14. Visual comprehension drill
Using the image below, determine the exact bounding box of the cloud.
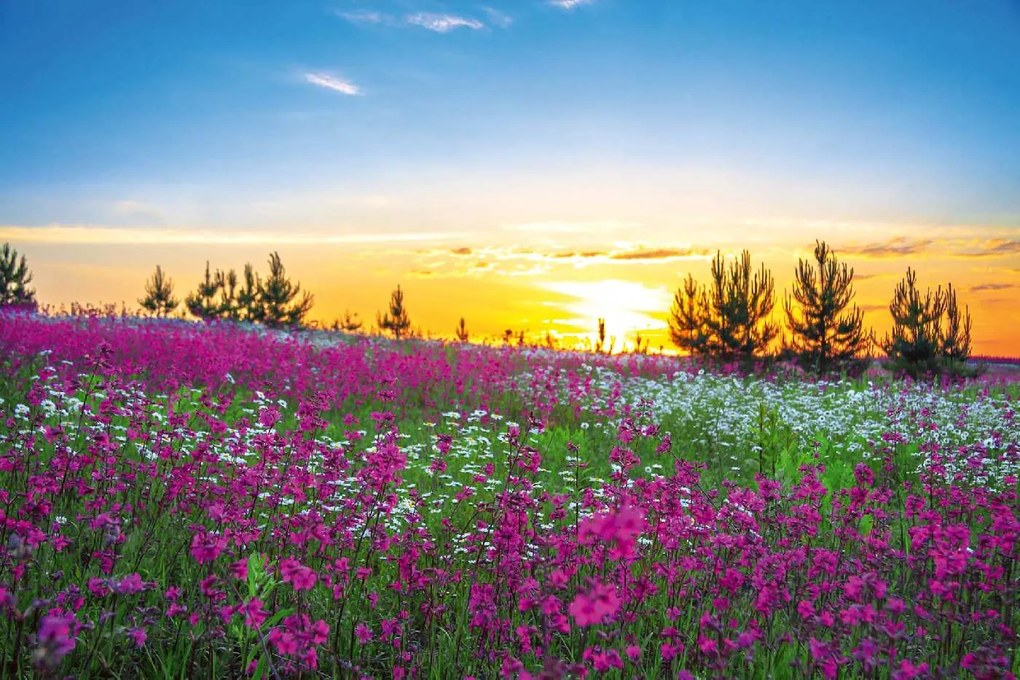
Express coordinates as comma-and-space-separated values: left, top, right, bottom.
982, 239, 1020, 255
842, 237, 932, 259
336, 10, 389, 25
971, 282, 1016, 292
406, 12, 484, 32
0, 225, 464, 246
450, 247, 473, 255
482, 7, 513, 27
610, 247, 710, 261
303, 72, 361, 96
550, 0, 596, 8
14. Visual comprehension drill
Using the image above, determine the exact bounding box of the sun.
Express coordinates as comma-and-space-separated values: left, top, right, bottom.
539, 279, 671, 349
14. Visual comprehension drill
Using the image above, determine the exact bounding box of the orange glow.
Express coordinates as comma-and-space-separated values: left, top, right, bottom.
4, 227, 1019, 358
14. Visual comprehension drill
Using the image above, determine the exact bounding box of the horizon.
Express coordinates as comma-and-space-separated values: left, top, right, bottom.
2, 1, 1018, 354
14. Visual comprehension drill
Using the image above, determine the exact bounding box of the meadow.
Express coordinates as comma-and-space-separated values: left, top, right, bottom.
0, 311, 1017, 678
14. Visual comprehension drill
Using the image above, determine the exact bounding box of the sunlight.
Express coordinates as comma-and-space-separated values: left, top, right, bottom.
540, 279, 670, 349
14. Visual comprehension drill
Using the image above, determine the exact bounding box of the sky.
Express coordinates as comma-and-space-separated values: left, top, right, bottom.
1, 0, 1019, 354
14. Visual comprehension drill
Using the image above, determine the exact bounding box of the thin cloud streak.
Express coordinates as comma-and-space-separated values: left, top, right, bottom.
550, 0, 597, 8
336, 10, 389, 25
971, 282, 1016, 292
303, 72, 361, 96
842, 237, 932, 259
406, 13, 484, 32
0, 225, 462, 246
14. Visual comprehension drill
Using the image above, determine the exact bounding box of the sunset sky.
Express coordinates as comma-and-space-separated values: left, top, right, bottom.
2, 1, 1018, 354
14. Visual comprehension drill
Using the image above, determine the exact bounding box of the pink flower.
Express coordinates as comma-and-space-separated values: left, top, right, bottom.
569, 581, 620, 627
113, 573, 145, 595
240, 598, 267, 629
127, 627, 147, 648
34, 614, 77, 668
280, 557, 317, 591
189, 532, 225, 565
355, 623, 373, 644
578, 505, 647, 561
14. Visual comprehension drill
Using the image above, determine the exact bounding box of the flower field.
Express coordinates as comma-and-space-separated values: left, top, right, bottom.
1, 312, 1018, 678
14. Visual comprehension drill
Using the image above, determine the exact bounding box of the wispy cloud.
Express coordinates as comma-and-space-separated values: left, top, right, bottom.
982, 239, 1020, 255
482, 7, 513, 27
610, 247, 710, 261
303, 72, 361, 96
550, 0, 596, 8
842, 237, 932, 259
406, 12, 484, 32
336, 10, 389, 25
0, 225, 463, 246
971, 282, 1016, 292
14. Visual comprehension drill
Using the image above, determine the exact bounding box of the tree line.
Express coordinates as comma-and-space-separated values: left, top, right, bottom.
668, 241, 972, 376
0, 240, 975, 376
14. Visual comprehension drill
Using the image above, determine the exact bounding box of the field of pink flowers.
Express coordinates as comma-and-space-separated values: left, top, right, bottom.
1, 312, 1018, 678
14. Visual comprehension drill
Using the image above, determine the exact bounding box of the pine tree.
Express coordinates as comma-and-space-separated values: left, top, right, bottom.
940, 283, 972, 362
455, 317, 469, 342
669, 250, 777, 360
378, 285, 411, 340
883, 268, 946, 375
185, 261, 222, 321
785, 240, 870, 373
237, 263, 263, 323
216, 269, 241, 320
335, 309, 363, 332
0, 243, 36, 308
258, 252, 313, 328
669, 274, 711, 356
138, 265, 179, 317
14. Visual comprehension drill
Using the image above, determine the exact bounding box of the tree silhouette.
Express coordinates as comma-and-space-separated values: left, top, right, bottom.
335, 309, 363, 332
237, 263, 262, 323
185, 262, 222, 321
0, 243, 36, 308
882, 267, 972, 376
216, 268, 241, 320
378, 285, 411, 340
258, 252, 313, 328
669, 250, 777, 360
940, 283, 972, 361
455, 317, 469, 342
138, 265, 179, 317
784, 240, 870, 373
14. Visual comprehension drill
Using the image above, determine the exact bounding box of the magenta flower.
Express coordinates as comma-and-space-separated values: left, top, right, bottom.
33, 614, 77, 669
569, 581, 620, 627
280, 557, 317, 591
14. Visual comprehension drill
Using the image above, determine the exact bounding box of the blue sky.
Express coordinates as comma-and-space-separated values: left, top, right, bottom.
2, 0, 1019, 351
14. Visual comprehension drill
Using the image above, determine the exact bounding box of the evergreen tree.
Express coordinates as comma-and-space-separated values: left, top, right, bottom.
335, 309, 363, 332
378, 285, 411, 340
669, 250, 777, 359
455, 317, 469, 342
216, 268, 241, 320
138, 265, 179, 317
785, 240, 870, 373
258, 252, 313, 328
185, 261, 222, 321
0, 243, 36, 308
940, 283, 972, 362
237, 263, 263, 323
882, 268, 947, 375
668, 274, 711, 355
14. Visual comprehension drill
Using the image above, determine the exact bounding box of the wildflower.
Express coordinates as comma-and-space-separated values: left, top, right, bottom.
113, 573, 145, 595
127, 627, 147, 648
569, 581, 620, 627
33, 614, 77, 669
280, 557, 317, 591
240, 598, 268, 629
